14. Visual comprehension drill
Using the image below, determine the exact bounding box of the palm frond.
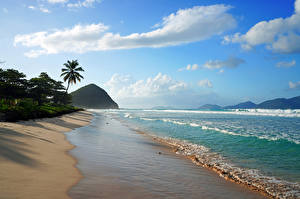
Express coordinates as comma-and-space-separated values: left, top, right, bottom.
60, 71, 69, 77
61, 60, 84, 91
76, 76, 82, 82
63, 63, 71, 69
74, 67, 84, 72
74, 72, 84, 78
63, 73, 71, 82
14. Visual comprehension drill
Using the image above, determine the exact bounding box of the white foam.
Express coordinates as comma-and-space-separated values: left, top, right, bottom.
115, 113, 300, 198
201, 125, 244, 137
144, 109, 300, 118
151, 136, 300, 199
140, 117, 156, 121
124, 113, 134, 118
135, 117, 300, 144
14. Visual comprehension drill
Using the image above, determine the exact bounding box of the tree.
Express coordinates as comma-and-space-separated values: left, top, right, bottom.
28, 73, 54, 105
52, 80, 71, 104
0, 68, 27, 100
60, 60, 84, 93
28, 72, 71, 105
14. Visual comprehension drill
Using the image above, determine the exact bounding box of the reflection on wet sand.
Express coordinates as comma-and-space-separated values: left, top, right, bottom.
68, 113, 266, 199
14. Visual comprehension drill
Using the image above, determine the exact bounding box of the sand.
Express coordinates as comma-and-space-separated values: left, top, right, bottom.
0, 111, 93, 199
68, 113, 266, 199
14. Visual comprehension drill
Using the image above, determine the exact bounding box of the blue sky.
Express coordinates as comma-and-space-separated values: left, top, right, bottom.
1, 0, 300, 108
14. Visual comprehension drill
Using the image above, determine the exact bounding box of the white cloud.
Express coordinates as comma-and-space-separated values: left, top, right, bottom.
198, 79, 213, 88
178, 64, 199, 71
28, 5, 51, 13
104, 73, 187, 99
103, 73, 229, 108
224, 0, 300, 54
28, 5, 36, 10
203, 57, 245, 70
48, 0, 68, 3
67, 0, 100, 8
40, 7, 51, 13
14, 23, 109, 57
289, 81, 300, 89
276, 60, 296, 68
15, 4, 236, 57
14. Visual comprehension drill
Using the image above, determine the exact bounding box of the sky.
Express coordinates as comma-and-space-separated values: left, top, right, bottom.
1, 0, 300, 108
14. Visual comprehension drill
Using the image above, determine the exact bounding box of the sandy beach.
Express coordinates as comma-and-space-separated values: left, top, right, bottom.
68, 112, 266, 199
0, 111, 93, 199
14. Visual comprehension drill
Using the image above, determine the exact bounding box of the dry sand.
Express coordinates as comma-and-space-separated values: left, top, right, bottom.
0, 111, 93, 199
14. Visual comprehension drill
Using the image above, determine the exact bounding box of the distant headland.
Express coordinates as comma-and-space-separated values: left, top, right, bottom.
71, 84, 119, 109
151, 96, 300, 110
198, 96, 300, 110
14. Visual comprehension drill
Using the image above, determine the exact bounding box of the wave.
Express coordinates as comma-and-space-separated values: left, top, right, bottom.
145, 109, 300, 118
137, 117, 300, 144
116, 112, 300, 198
124, 113, 134, 118
149, 135, 300, 199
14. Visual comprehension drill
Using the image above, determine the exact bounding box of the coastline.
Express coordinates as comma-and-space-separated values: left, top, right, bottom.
118, 117, 299, 199
0, 111, 93, 199
117, 110, 300, 199
68, 112, 266, 199
130, 129, 299, 199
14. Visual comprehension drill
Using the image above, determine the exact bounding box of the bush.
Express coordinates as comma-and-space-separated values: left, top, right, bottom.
0, 100, 82, 122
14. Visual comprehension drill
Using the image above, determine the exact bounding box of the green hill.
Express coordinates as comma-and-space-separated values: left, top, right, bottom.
224, 101, 257, 109
197, 104, 222, 110
256, 96, 300, 109
70, 84, 119, 109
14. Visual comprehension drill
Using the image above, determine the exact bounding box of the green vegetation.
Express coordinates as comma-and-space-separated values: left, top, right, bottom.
0, 60, 85, 122
61, 60, 84, 93
70, 84, 119, 109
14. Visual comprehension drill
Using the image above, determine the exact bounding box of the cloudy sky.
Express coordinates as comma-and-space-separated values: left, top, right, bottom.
1, 0, 300, 108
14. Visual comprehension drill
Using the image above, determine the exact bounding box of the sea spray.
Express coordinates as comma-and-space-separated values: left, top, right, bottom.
151, 136, 300, 199
139, 117, 300, 144
146, 109, 300, 118
103, 109, 300, 198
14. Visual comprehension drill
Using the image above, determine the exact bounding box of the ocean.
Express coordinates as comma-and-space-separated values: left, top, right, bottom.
101, 108, 300, 198
67, 111, 266, 199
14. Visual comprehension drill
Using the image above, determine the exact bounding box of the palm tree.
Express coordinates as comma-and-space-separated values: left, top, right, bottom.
60, 60, 84, 93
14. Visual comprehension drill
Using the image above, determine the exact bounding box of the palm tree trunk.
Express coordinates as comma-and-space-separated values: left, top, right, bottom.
66, 82, 70, 93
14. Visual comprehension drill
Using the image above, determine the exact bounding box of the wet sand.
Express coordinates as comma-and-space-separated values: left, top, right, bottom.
68, 112, 267, 199
0, 111, 92, 199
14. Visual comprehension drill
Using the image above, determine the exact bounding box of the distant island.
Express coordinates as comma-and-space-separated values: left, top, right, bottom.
223, 101, 257, 109
71, 84, 119, 109
197, 104, 222, 110
197, 96, 300, 110
151, 106, 178, 110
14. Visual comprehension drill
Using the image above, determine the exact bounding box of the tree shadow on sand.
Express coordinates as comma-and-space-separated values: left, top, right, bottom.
19, 111, 91, 132
0, 111, 91, 167
0, 127, 40, 167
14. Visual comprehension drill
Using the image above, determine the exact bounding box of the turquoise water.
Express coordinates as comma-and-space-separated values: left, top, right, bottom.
68, 113, 265, 199
102, 109, 300, 194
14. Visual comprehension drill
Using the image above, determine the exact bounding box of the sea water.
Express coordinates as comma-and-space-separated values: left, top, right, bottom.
101, 109, 300, 198
67, 112, 265, 199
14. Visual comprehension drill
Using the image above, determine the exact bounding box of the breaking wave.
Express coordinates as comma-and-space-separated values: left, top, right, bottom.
108, 110, 300, 198
146, 109, 300, 118
149, 136, 300, 199
138, 117, 300, 145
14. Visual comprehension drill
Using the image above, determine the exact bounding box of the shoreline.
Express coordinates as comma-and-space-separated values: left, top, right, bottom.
132, 130, 299, 199
116, 117, 299, 199
0, 111, 93, 199
128, 126, 269, 198
68, 112, 266, 199
64, 131, 84, 198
